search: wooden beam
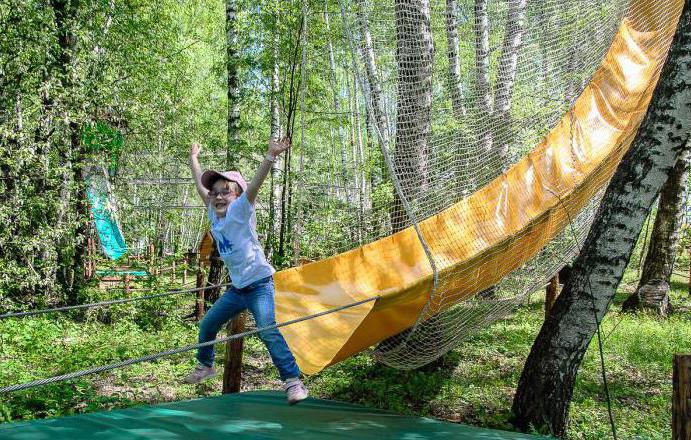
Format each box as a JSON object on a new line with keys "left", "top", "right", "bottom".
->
{"left": 123, "top": 273, "right": 131, "bottom": 295}
{"left": 222, "top": 313, "right": 245, "bottom": 394}
{"left": 194, "top": 254, "right": 205, "bottom": 321}
{"left": 673, "top": 354, "right": 691, "bottom": 440}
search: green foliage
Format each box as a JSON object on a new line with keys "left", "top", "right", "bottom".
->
{"left": 82, "top": 122, "right": 124, "bottom": 175}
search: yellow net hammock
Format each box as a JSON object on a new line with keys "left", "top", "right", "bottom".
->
{"left": 262, "top": 0, "right": 685, "bottom": 374}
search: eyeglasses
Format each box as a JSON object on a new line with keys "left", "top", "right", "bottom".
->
{"left": 208, "top": 190, "right": 236, "bottom": 198}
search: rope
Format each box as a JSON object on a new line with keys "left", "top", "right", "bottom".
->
{"left": 547, "top": 187, "right": 618, "bottom": 440}
{"left": 0, "top": 295, "right": 380, "bottom": 393}
{"left": 0, "top": 282, "right": 232, "bottom": 320}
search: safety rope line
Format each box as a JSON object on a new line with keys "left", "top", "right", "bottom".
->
{"left": 0, "top": 295, "right": 380, "bottom": 394}
{"left": 0, "top": 282, "right": 233, "bottom": 320}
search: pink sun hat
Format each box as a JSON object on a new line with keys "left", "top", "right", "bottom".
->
{"left": 201, "top": 170, "right": 248, "bottom": 193}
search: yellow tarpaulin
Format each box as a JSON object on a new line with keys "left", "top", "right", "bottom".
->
{"left": 275, "top": 0, "right": 684, "bottom": 374}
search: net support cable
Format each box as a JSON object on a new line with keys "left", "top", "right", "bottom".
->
{"left": 0, "top": 283, "right": 233, "bottom": 320}
{"left": 0, "top": 295, "right": 380, "bottom": 394}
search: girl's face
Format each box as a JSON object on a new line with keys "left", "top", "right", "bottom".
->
{"left": 209, "top": 179, "right": 238, "bottom": 218}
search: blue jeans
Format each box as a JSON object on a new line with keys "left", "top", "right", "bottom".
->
{"left": 196, "top": 276, "right": 300, "bottom": 381}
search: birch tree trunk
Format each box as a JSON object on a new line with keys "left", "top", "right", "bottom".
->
{"left": 512, "top": 4, "right": 691, "bottom": 435}
{"left": 354, "top": 0, "right": 389, "bottom": 150}
{"left": 445, "top": 0, "right": 466, "bottom": 118}
{"left": 391, "top": 0, "right": 433, "bottom": 232}
{"left": 226, "top": 0, "right": 241, "bottom": 168}
{"left": 474, "top": 0, "right": 492, "bottom": 120}
{"left": 492, "top": 0, "right": 527, "bottom": 166}
{"left": 622, "top": 146, "right": 690, "bottom": 315}
{"left": 324, "top": 1, "right": 352, "bottom": 206}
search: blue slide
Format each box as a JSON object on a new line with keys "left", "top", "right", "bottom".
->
{"left": 86, "top": 169, "right": 127, "bottom": 260}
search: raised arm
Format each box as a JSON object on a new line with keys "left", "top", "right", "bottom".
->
{"left": 189, "top": 143, "right": 210, "bottom": 206}
{"left": 245, "top": 137, "right": 291, "bottom": 204}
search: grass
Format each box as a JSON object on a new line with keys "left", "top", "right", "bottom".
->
{"left": 0, "top": 268, "right": 689, "bottom": 439}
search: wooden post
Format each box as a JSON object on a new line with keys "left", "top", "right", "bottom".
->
{"left": 183, "top": 252, "right": 189, "bottom": 285}
{"left": 84, "top": 237, "right": 92, "bottom": 279}
{"left": 673, "top": 354, "right": 691, "bottom": 440}
{"left": 545, "top": 274, "right": 560, "bottom": 319}
{"left": 222, "top": 313, "right": 246, "bottom": 394}
{"left": 171, "top": 260, "right": 176, "bottom": 283}
{"left": 195, "top": 253, "right": 205, "bottom": 321}
{"left": 123, "top": 273, "right": 131, "bottom": 295}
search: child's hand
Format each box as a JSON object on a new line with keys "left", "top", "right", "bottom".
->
{"left": 268, "top": 137, "right": 291, "bottom": 159}
{"left": 190, "top": 143, "right": 202, "bottom": 158}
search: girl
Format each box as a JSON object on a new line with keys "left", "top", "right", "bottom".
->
{"left": 184, "top": 139, "right": 307, "bottom": 405}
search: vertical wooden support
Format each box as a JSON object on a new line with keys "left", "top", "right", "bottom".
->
{"left": 183, "top": 250, "right": 193, "bottom": 285}
{"left": 123, "top": 273, "right": 131, "bottom": 295}
{"left": 85, "top": 237, "right": 93, "bottom": 279}
{"left": 195, "top": 253, "right": 205, "bottom": 321}
{"left": 673, "top": 354, "right": 691, "bottom": 440}
{"left": 171, "top": 260, "right": 176, "bottom": 283}
{"left": 222, "top": 313, "right": 246, "bottom": 394}
{"left": 545, "top": 274, "right": 560, "bottom": 319}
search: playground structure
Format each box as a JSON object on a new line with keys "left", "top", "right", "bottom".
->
{"left": 0, "top": 0, "right": 688, "bottom": 437}
{"left": 85, "top": 166, "right": 128, "bottom": 260}
{"left": 55, "top": 0, "right": 682, "bottom": 384}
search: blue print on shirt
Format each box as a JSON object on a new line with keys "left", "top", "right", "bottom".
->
{"left": 217, "top": 236, "right": 233, "bottom": 254}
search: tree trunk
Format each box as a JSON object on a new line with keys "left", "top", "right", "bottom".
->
{"left": 353, "top": 0, "right": 389, "bottom": 151}
{"left": 325, "top": 1, "right": 352, "bottom": 206}
{"left": 474, "top": 0, "right": 492, "bottom": 119}
{"left": 265, "top": 37, "right": 281, "bottom": 261}
{"left": 223, "top": 0, "right": 245, "bottom": 394}
{"left": 226, "top": 0, "right": 240, "bottom": 168}
{"left": 292, "top": 7, "right": 308, "bottom": 266}
{"left": 512, "top": 5, "right": 691, "bottom": 435}
{"left": 445, "top": 0, "right": 466, "bottom": 118}
{"left": 623, "top": 146, "right": 690, "bottom": 315}
{"left": 51, "top": 0, "right": 88, "bottom": 304}
{"left": 391, "top": 0, "right": 433, "bottom": 233}
{"left": 492, "top": 0, "right": 527, "bottom": 167}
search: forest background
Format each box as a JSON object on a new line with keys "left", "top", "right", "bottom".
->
{"left": 1, "top": 0, "right": 690, "bottom": 438}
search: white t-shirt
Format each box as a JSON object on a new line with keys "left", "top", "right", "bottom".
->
{"left": 207, "top": 193, "right": 275, "bottom": 288}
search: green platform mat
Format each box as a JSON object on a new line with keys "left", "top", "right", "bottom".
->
{"left": 0, "top": 391, "right": 548, "bottom": 439}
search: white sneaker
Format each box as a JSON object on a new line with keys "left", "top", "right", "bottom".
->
{"left": 283, "top": 377, "right": 308, "bottom": 405}
{"left": 183, "top": 363, "right": 217, "bottom": 384}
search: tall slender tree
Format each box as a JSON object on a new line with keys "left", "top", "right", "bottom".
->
{"left": 390, "top": 0, "right": 434, "bottom": 233}
{"left": 51, "top": 0, "right": 90, "bottom": 303}
{"left": 622, "top": 146, "right": 690, "bottom": 315}
{"left": 445, "top": 0, "right": 467, "bottom": 119}
{"left": 353, "top": 0, "right": 389, "bottom": 151}
{"left": 474, "top": 0, "right": 527, "bottom": 176}
{"left": 226, "top": 0, "right": 241, "bottom": 167}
